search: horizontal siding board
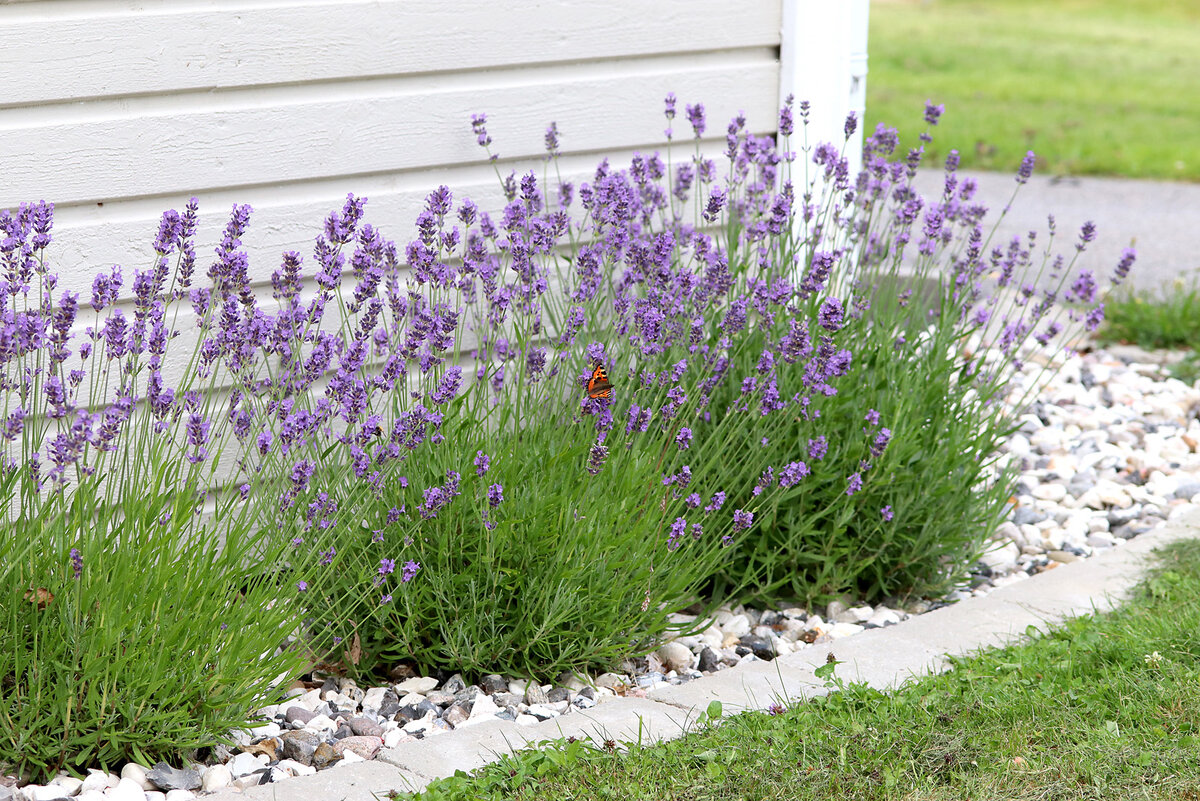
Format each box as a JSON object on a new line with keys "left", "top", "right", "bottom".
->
{"left": 1, "top": 0, "right": 781, "bottom": 106}
{"left": 3, "top": 56, "right": 781, "bottom": 206}
{"left": 42, "top": 139, "right": 742, "bottom": 297}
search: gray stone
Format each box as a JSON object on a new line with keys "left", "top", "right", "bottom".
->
{"left": 333, "top": 724, "right": 354, "bottom": 739}
{"left": 1174, "top": 482, "right": 1200, "bottom": 500}
{"left": 738, "top": 634, "right": 776, "bottom": 660}
{"left": 1012, "top": 507, "right": 1048, "bottom": 526}
{"left": 395, "top": 700, "right": 438, "bottom": 722}
{"left": 492, "top": 692, "right": 523, "bottom": 710}
{"left": 146, "top": 763, "right": 201, "bottom": 792}
{"left": 440, "top": 674, "right": 466, "bottom": 694}
{"left": 697, "top": 646, "right": 722, "bottom": 672}
{"left": 348, "top": 717, "right": 383, "bottom": 738}
{"left": 546, "top": 687, "right": 571, "bottom": 703}
{"left": 524, "top": 684, "right": 549, "bottom": 705}
{"left": 424, "top": 691, "right": 457, "bottom": 707}
{"left": 479, "top": 674, "right": 507, "bottom": 694}
{"left": 377, "top": 690, "right": 401, "bottom": 718}
{"left": 453, "top": 685, "right": 482, "bottom": 703}
{"left": 280, "top": 731, "right": 321, "bottom": 765}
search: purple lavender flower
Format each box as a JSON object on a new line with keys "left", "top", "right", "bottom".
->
{"left": 487, "top": 482, "right": 504, "bottom": 508}
{"left": 846, "top": 473, "right": 863, "bottom": 496}
{"left": 808, "top": 436, "right": 828, "bottom": 461}
{"left": 474, "top": 451, "right": 490, "bottom": 476}
{"left": 686, "top": 103, "right": 706, "bottom": 138}
{"left": 70, "top": 547, "right": 82, "bottom": 579}
{"left": 844, "top": 111, "right": 858, "bottom": 138}
{"left": 817, "top": 296, "right": 844, "bottom": 332}
{"left": 1016, "top": 151, "right": 1036, "bottom": 184}
{"left": 871, "top": 428, "right": 892, "bottom": 458}
{"left": 732, "top": 509, "right": 753, "bottom": 530}
{"left": 296, "top": 580, "right": 308, "bottom": 592}
{"left": 1076, "top": 221, "right": 1097, "bottom": 252}
{"left": 865, "top": 409, "right": 880, "bottom": 426}
{"left": 380, "top": 594, "right": 393, "bottom": 605}
{"left": 586, "top": 443, "right": 609, "bottom": 476}
{"left": 1085, "top": 303, "right": 1105, "bottom": 332}
{"left": 881, "top": 506, "right": 894, "bottom": 521}
{"left": 319, "top": 547, "right": 336, "bottom": 566}
{"left": 667, "top": 517, "right": 686, "bottom": 551}
{"left": 923, "top": 100, "right": 945, "bottom": 126}
{"left": 544, "top": 121, "right": 560, "bottom": 157}
{"left": 1112, "top": 248, "right": 1136, "bottom": 286}
{"left": 778, "top": 94, "right": 794, "bottom": 136}
{"left": 704, "top": 491, "right": 726, "bottom": 513}
{"left": 401, "top": 560, "right": 420, "bottom": 582}
{"left": 675, "top": 427, "right": 693, "bottom": 450}
{"left": 779, "top": 461, "right": 810, "bottom": 489}
{"left": 379, "top": 558, "right": 396, "bottom": 577}
{"left": 685, "top": 492, "right": 701, "bottom": 509}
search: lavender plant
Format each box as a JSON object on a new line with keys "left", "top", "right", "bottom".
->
{"left": 697, "top": 99, "right": 1130, "bottom": 605}
{"left": 0, "top": 201, "right": 348, "bottom": 780}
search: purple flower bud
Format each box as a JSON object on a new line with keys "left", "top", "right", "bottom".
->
{"left": 296, "top": 580, "right": 308, "bottom": 592}
{"left": 675, "top": 427, "right": 693, "bottom": 450}
{"left": 1017, "top": 151, "right": 1036, "bottom": 184}
{"left": 846, "top": 472, "right": 863, "bottom": 496}
{"left": 586, "top": 443, "right": 609, "bottom": 476}
{"left": 401, "top": 560, "right": 420, "bottom": 583}
{"left": 474, "top": 450, "right": 490, "bottom": 476}
{"left": 779, "top": 461, "right": 810, "bottom": 488}
{"left": 733, "top": 509, "right": 753, "bottom": 530}
{"left": 881, "top": 506, "right": 894, "bottom": 521}
{"left": 70, "top": 547, "right": 82, "bottom": 579}
{"left": 487, "top": 482, "right": 504, "bottom": 508}
{"left": 808, "top": 436, "right": 828, "bottom": 461}
{"left": 818, "top": 296, "right": 844, "bottom": 332}
{"left": 923, "top": 100, "right": 945, "bottom": 126}
{"left": 379, "top": 558, "right": 396, "bottom": 576}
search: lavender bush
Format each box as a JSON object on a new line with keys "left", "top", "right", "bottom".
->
{"left": 695, "top": 100, "right": 1128, "bottom": 605}
{"left": 0, "top": 202, "right": 349, "bottom": 780}
{"left": 0, "top": 92, "right": 1133, "bottom": 778}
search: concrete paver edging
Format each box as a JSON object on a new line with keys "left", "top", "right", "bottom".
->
{"left": 204, "top": 506, "right": 1200, "bottom": 800}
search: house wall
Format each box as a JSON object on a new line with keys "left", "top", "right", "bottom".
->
{"left": 3, "top": 0, "right": 861, "bottom": 298}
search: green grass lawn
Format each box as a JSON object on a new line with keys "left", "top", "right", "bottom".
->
{"left": 866, "top": 0, "right": 1200, "bottom": 181}
{"left": 402, "top": 538, "right": 1200, "bottom": 800}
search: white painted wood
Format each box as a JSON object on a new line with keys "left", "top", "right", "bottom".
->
{"left": 778, "top": 0, "right": 870, "bottom": 174}
{"left": 0, "top": 1, "right": 781, "bottom": 106}
{"left": 1, "top": 54, "right": 778, "bottom": 205}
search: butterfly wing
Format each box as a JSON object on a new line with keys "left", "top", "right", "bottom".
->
{"left": 586, "top": 363, "right": 613, "bottom": 399}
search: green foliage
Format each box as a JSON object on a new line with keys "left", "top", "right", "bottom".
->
{"left": 868, "top": 0, "right": 1200, "bottom": 181}
{"left": 1096, "top": 274, "right": 1200, "bottom": 351}
{"left": 316, "top": 410, "right": 735, "bottom": 680}
{"left": 0, "top": 467, "right": 331, "bottom": 782}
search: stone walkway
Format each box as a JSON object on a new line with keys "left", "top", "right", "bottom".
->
{"left": 206, "top": 505, "right": 1200, "bottom": 801}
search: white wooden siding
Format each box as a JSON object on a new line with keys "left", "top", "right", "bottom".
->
{"left": 3, "top": 0, "right": 867, "bottom": 297}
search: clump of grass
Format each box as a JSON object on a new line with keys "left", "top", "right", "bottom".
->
{"left": 1096, "top": 274, "right": 1200, "bottom": 350}
{"left": 400, "top": 538, "right": 1200, "bottom": 801}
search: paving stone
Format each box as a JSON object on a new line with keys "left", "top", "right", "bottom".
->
{"left": 200, "top": 760, "right": 428, "bottom": 801}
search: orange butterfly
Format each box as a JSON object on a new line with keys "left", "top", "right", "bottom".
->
{"left": 585, "top": 362, "right": 613, "bottom": 399}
